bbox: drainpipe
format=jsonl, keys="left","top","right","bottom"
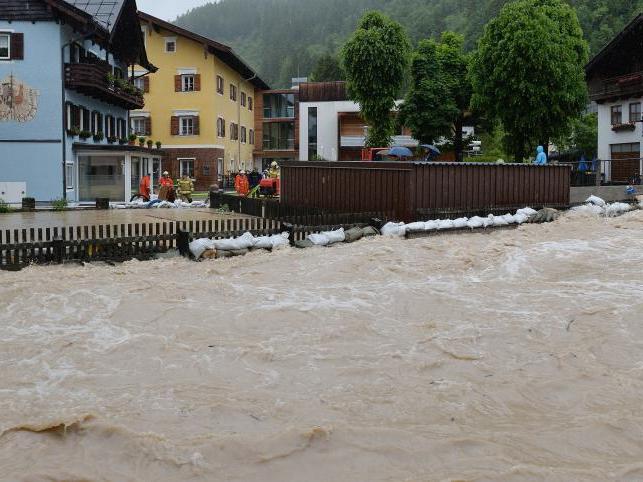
{"left": 60, "top": 31, "right": 95, "bottom": 200}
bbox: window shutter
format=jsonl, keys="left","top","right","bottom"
{"left": 222, "top": 119, "right": 225, "bottom": 137}
{"left": 171, "top": 116, "right": 179, "bottom": 135}
{"left": 193, "top": 116, "right": 200, "bottom": 135}
{"left": 174, "top": 75, "right": 181, "bottom": 92}
{"left": 143, "top": 76, "right": 150, "bottom": 93}
{"left": 10, "top": 33, "right": 24, "bottom": 60}
{"left": 145, "top": 117, "right": 152, "bottom": 136}
{"left": 194, "top": 74, "right": 201, "bottom": 91}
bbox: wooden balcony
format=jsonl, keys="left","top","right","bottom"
{"left": 590, "top": 71, "right": 643, "bottom": 103}
{"left": 65, "top": 63, "right": 144, "bottom": 110}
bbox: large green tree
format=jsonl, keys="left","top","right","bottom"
{"left": 342, "top": 11, "right": 410, "bottom": 147}
{"left": 401, "top": 32, "right": 472, "bottom": 160}
{"left": 470, "top": 0, "right": 589, "bottom": 161}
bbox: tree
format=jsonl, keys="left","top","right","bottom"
{"left": 553, "top": 112, "right": 598, "bottom": 157}
{"left": 310, "top": 53, "right": 345, "bottom": 82}
{"left": 399, "top": 39, "right": 458, "bottom": 146}
{"left": 470, "top": 0, "right": 589, "bottom": 161}
{"left": 401, "top": 32, "right": 472, "bottom": 160}
{"left": 342, "top": 11, "right": 411, "bottom": 147}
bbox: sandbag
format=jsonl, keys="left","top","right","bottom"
{"left": 189, "top": 238, "right": 216, "bottom": 259}
{"left": 253, "top": 232, "right": 290, "bottom": 250}
{"left": 466, "top": 216, "right": 485, "bottom": 229}
{"left": 437, "top": 219, "right": 455, "bottom": 230}
{"left": 605, "top": 202, "right": 633, "bottom": 217}
{"left": 361, "top": 226, "right": 379, "bottom": 237}
{"left": 516, "top": 207, "right": 538, "bottom": 218}
{"left": 344, "top": 227, "right": 365, "bottom": 243}
{"left": 295, "top": 239, "right": 315, "bottom": 249}
{"left": 404, "top": 222, "right": 426, "bottom": 233}
{"left": 491, "top": 215, "right": 509, "bottom": 227}
{"left": 216, "top": 249, "right": 249, "bottom": 258}
{"left": 381, "top": 222, "right": 406, "bottom": 237}
{"left": 424, "top": 220, "right": 439, "bottom": 231}
{"left": 514, "top": 213, "right": 529, "bottom": 224}
{"left": 586, "top": 195, "right": 606, "bottom": 207}
{"left": 453, "top": 217, "right": 468, "bottom": 229}
{"left": 308, "top": 233, "right": 330, "bottom": 246}
{"left": 308, "top": 228, "right": 345, "bottom": 246}
{"left": 211, "top": 232, "right": 255, "bottom": 251}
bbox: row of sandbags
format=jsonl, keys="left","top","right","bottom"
{"left": 572, "top": 195, "right": 639, "bottom": 217}
{"left": 189, "top": 232, "right": 290, "bottom": 259}
{"left": 295, "top": 225, "right": 379, "bottom": 248}
{"left": 380, "top": 207, "right": 540, "bottom": 237}
{"left": 115, "top": 199, "right": 209, "bottom": 210}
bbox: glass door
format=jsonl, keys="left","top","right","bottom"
{"left": 78, "top": 155, "right": 125, "bottom": 202}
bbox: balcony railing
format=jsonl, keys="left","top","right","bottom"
{"left": 590, "top": 71, "right": 643, "bottom": 102}
{"left": 65, "top": 63, "right": 144, "bottom": 110}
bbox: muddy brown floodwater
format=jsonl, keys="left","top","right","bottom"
{"left": 1, "top": 210, "right": 643, "bottom": 481}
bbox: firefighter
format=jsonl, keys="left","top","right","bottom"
{"left": 268, "top": 161, "right": 280, "bottom": 179}
{"left": 236, "top": 170, "right": 250, "bottom": 196}
{"left": 159, "top": 171, "right": 175, "bottom": 202}
{"left": 177, "top": 173, "right": 194, "bottom": 203}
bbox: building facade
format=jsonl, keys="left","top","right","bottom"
{"left": 135, "top": 13, "right": 269, "bottom": 190}
{"left": 0, "top": 0, "right": 159, "bottom": 204}
{"left": 587, "top": 14, "right": 643, "bottom": 183}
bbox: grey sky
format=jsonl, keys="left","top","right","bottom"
{"left": 136, "top": 0, "right": 212, "bottom": 21}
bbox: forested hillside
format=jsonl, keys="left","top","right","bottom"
{"left": 175, "top": 0, "right": 643, "bottom": 87}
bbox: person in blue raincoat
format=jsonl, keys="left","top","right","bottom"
{"left": 534, "top": 146, "right": 547, "bottom": 165}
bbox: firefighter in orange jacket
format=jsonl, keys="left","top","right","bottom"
{"left": 235, "top": 170, "right": 250, "bottom": 196}
{"left": 159, "top": 171, "right": 175, "bottom": 201}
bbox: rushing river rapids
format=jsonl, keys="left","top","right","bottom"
{"left": 1, "top": 210, "right": 643, "bottom": 481}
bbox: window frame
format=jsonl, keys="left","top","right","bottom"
{"left": 249, "top": 129, "right": 255, "bottom": 145}
{"left": 611, "top": 105, "right": 623, "bottom": 125}
{"left": 0, "top": 33, "right": 10, "bottom": 60}
{"left": 240, "top": 92, "right": 247, "bottom": 107}
{"left": 216, "top": 75, "right": 224, "bottom": 95}
{"left": 629, "top": 102, "right": 641, "bottom": 123}
{"left": 65, "top": 162, "right": 75, "bottom": 190}
{"left": 217, "top": 117, "right": 226, "bottom": 138}
{"left": 248, "top": 96, "right": 253, "bottom": 111}
{"left": 131, "top": 117, "right": 147, "bottom": 136}
{"left": 133, "top": 77, "right": 145, "bottom": 91}
{"left": 180, "top": 116, "right": 195, "bottom": 136}
{"left": 230, "top": 84, "right": 237, "bottom": 102}
{"left": 181, "top": 74, "right": 195, "bottom": 92}
{"left": 165, "top": 37, "right": 177, "bottom": 53}
{"left": 179, "top": 158, "right": 196, "bottom": 178}
{"left": 241, "top": 125, "right": 247, "bottom": 144}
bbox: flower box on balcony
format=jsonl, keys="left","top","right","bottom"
{"left": 612, "top": 122, "right": 636, "bottom": 132}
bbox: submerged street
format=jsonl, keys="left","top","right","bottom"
{"left": 1, "top": 210, "right": 643, "bottom": 481}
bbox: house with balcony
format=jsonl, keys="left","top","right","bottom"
{"left": 134, "top": 13, "right": 269, "bottom": 190}
{"left": 0, "top": 0, "right": 158, "bottom": 204}
{"left": 586, "top": 14, "right": 643, "bottom": 183}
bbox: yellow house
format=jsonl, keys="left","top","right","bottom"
{"left": 133, "top": 12, "right": 270, "bottom": 190}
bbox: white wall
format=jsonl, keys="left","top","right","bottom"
{"left": 299, "top": 100, "right": 361, "bottom": 161}
{"left": 597, "top": 98, "right": 643, "bottom": 160}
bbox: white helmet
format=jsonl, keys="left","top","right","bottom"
{"left": 163, "top": 171, "right": 169, "bottom": 176}
{"left": 271, "top": 161, "right": 278, "bottom": 167}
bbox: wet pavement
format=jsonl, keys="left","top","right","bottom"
{"left": 0, "top": 209, "right": 251, "bottom": 230}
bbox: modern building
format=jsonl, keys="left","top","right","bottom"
{"left": 0, "top": 0, "right": 159, "bottom": 204}
{"left": 134, "top": 13, "right": 269, "bottom": 190}
{"left": 586, "top": 14, "right": 643, "bottom": 183}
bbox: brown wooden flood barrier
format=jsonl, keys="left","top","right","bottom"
{"left": 281, "top": 161, "right": 571, "bottom": 221}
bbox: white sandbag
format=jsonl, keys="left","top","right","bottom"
{"left": 605, "top": 202, "right": 633, "bottom": 217}
{"left": 381, "top": 222, "right": 407, "bottom": 237}
{"left": 437, "top": 219, "right": 455, "bottom": 230}
{"left": 483, "top": 216, "right": 494, "bottom": 228}
{"left": 467, "top": 216, "right": 485, "bottom": 229}
{"left": 254, "top": 232, "right": 290, "bottom": 249}
{"left": 514, "top": 213, "right": 529, "bottom": 224}
{"left": 571, "top": 204, "right": 604, "bottom": 216}
{"left": 453, "top": 217, "right": 469, "bottom": 229}
{"left": 404, "top": 222, "right": 427, "bottom": 233}
{"left": 492, "top": 215, "right": 509, "bottom": 227}
{"left": 424, "top": 220, "right": 439, "bottom": 231}
{"left": 308, "top": 233, "right": 330, "bottom": 246}
{"left": 189, "top": 238, "right": 216, "bottom": 259}
{"left": 211, "top": 232, "right": 255, "bottom": 251}
{"left": 322, "top": 228, "right": 346, "bottom": 244}
{"left": 586, "top": 195, "right": 606, "bottom": 207}
{"left": 516, "top": 207, "right": 537, "bottom": 218}
{"left": 502, "top": 213, "right": 516, "bottom": 224}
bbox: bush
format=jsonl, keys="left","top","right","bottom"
{"left": 0, "top": 198, "right": 11, "bottom": 213}
{"left": 52, "top": 198, "right": 68, "bottom": 211}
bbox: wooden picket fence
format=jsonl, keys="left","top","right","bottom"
{"left": 0, "top": 214, "right": 383, "bottom": 271}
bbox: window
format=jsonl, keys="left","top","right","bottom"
{"left": 241, "top": 92, "right": 247, "bottom": 107}
{"left": 230, "top": 122, "right": 238, "bottom": 140}
{"left": 610, "top": 143, "right": 640, "bottom": 155}
{"left": 203, "top": 163, "right": 210, "bottom": 176}
{"left": 630, "top": 102, "right": 641, "bottom": 123}
{"left": 217, "top": 117, "right": 226, "bottom": 137}
{"left": 263, "top": 122, "right": 295, "bottom": 150}
{"left": 66, "top": 163, "right": 74, "bottom": 190}
{"left": 249, "top": 129, "right": 255, "bottom": 145}
{"left": 0, "top": 34, "right": 9, "bottom": 59}
{"left": 81, "top": 107, "right": 90, "bottom": 132}
{"left": 263, "top": 93, "right": 295, "bottom": 118}
{"left": 179, "top": 159, "right": 195, "bottom": 178}
{"left": 182, "top": 74, "right": 195, "bottom": 92}
{"left": 133, "top": 77, "right": 145, "bottom": 91}
{"left": 308, "top": 107, "right": 318, "bottom": 160}
{"left": 180, "top": 117, "right": 195, "bottom": 136}
{"left": 165, "top": 37, "right": 176, "bottom": 53}
{"left": 132, "top": 117, "right": 147, "bottom": 136}
{"left": 216, "top": 75, "right": 224, "bottom": 95}
{"left": 92, "top": 111, "right": 102, "bottom": 135}
{"left": 611, "top": 105, "right": 623, "bottom": 125}
{"left": 241, "top": 126, "right": 247, "bottom": 143}
{"left": 248, "top": 97, "right": 253, "bottom": 111}
{"left": 230, "top": 84, "right": 237, "bottom": 101}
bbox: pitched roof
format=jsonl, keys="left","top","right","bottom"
{"left": 64, "top": 0, "right": 125, "bottom": 32}
{"left": 0, "top": 0, "right": 54, "bottom": 21}
{"left": 138, "top": 11, "right": 270, "bottom": 90}
{"left": 586, "top": 13, "right": 643, "bottom": 76}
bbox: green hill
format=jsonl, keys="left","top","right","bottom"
{"left": 175, "top": 0, "right": 643, "bottom": 88}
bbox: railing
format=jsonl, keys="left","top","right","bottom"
{"left": 559, "top": 158, "right": 642, "bottom": 186}
{"left": 590, "top": 71, "right": 643, "bottom": 102}
{"left": 65, "top": 63, "right": 144, "bottom": 110}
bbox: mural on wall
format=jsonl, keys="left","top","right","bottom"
{"left": 0, "top": 74, "right": 39, "bottom": 123}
